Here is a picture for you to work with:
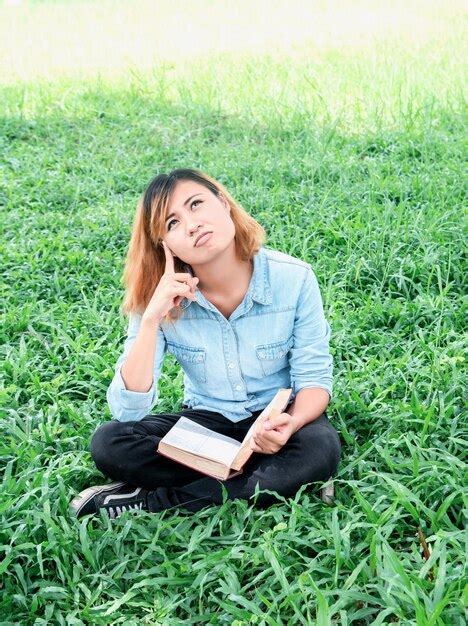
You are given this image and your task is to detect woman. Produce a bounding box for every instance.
[69,168,341,519]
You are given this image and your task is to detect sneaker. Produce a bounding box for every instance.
[69,481,149,519]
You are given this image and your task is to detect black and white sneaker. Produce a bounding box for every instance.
[69,481,149,519]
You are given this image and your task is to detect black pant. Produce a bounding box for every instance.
[89,405,342,513]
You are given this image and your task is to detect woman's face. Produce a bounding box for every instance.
[161,180,235,264]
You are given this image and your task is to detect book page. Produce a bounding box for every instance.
[160,417,241,465]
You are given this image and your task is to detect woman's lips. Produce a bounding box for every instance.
[195,232,213,247]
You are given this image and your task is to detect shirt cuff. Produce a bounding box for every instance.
[116,365,155,409]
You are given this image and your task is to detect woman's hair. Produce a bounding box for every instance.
[120,168,267,324]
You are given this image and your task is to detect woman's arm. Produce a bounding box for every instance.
[286,387,330,431]
[120,315,163,392]
[106,313,167,422]
[289,266,333,402]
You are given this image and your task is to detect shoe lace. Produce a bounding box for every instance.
[108,501,144,519]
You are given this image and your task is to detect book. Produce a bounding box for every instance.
[156,388,293,480]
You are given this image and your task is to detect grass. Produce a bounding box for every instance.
[1,0,467,623]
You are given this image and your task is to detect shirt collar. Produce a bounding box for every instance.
[180,245,271,310]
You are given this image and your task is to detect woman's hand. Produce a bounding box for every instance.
[143,241,199,324]
[249,412,298,454]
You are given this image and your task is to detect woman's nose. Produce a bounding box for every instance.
[189,225,203,237]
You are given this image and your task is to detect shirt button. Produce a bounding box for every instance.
[235,384,242,390]
[197,355,203,362]
[228,362,235,368]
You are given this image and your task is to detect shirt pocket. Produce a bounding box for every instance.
[255,335,293,377]
[167,341,207,384]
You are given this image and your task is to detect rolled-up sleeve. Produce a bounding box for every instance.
[106,313,167,422]
[289,266,333,400]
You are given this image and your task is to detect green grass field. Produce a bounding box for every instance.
[1,0,466,623]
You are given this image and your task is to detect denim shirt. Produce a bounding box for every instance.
[106,246,333,423]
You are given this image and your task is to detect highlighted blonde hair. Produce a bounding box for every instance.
[121,168,267,324]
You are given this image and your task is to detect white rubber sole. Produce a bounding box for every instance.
[69,481,127,516]
[320,481,335,504]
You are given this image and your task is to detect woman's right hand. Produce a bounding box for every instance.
[143,241,199,323]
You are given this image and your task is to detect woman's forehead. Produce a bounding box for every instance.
[170,180,207,201]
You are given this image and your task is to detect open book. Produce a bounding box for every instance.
[157,388,293,480]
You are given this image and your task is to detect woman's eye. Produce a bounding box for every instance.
[167,200,201,230]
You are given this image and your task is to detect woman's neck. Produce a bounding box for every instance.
[191,244,253,298]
